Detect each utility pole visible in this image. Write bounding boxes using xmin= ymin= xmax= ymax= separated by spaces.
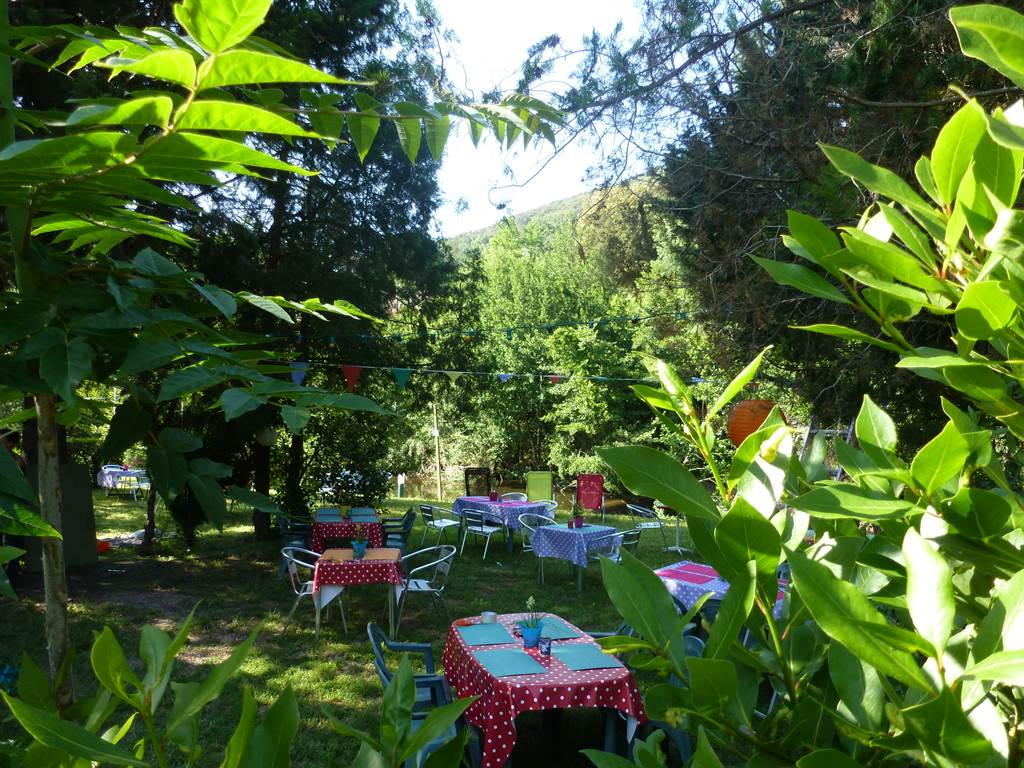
xmin=432 ymin=401 xmax=442 ymax=501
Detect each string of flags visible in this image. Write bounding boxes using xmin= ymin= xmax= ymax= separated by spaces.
xmin=288 ymin=309 xmax=688 ymax=348
xmin=289 ymin=360 xmax=705 ymax=392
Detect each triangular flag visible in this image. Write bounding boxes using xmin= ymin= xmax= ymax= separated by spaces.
xmin=289 ymin=361 xmax=310 ymax=386
xmin=497 ymin=373 xmax=513 ymax=382
xmin=547 ymin=374 xmax=561 ymax=383
xmin=392 ymin=368 xmax=413 ymax=389
xmin=444 ymin=371 xmax=463 ymax=383
xmin=341 ymin=365 xmax=362 ymax=392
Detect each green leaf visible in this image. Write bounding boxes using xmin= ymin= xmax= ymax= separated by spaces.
xmin=821 ymin=143 xmax=934 ymax=213
xmin=245 ymin=686 xmax=299 ymax=768
xmin=0 ymin=435 xmax=37 ymax=506
xmin=707 ymin=346 xmax=771 ymax=421
xmin=107 ymin=49 xmax=197 ymax=88
xmin=951 ymin=5 xmax=1024 ymax=88
xmin=91 ymin=627 xmax=142 ymax=707
xmin=931 ymin=101 xmax=988 ymax=206
xmin=117 ymin=339 xmax=181 ymax=376
xmin=133 ymin=247 xmax=182 ymax=277
xmin=0 ymin=300 xmax=56 ymax=347
xmin=786 ymin=210 xmax=841 ymax=265
xmin=901 ymin=688 xmax=997 ymax=764
xmin=796 ymin=749 xmax=861 ymax=768
xmin=159 ymin=428 xmax=202 ymax=454
xmin=192 ymin=282 xmax=237 ymax=318
xmin=226 ymin=486 xmax=280 ymax=514
xmin=0 ymin=497 xmax=59 ymax=539
xmin=134 ymin=132 xmax=314 ymax=180
xmin=915 ymin=156 xmax=942 ymax=204
xmin=393 ymin=117 xmax=421 ymax=163
xmin=599 ymin=550 xmax=690 ymax=656
xmin=219 ymin=388 xmax=265 ymax=421
xmin=99 ymin=401 xmax=152 ymax=463
xmin=686 ymin=657 xmax=737 ymax=715
xmin=1 ymin=692 xmax=146 ymax=766
xmin=174 ymin=0 xmax=272 ymax=53
xmin=423 ymin=114 xmax=451 ymax=161
xmin=960 ymin=649 xmax=1024 ymax=686
xmin=147 ymin=446 xmax=188 ymax=500
xmin=955 ymin=280 xmax=1016 ymax=340
xmin=199 ymin=49 xmax=363 ymax=89
xmin=855 ymin=395 xmax=899 ymax=468
xmin=910 ymin=421 xmax=971 ymax=496
xmin=751 ymin=256 xmax=849 ymax=304
xmin=238 ymin=292 xmax=293 ymax=323
xmin=792 ymin=323 xmax=903 ymax=354
xmin=177 ymin=101 xmax=317 ymax=136
xmin=787 ymin=549 xmax=933 ymax=691
xmin=39 ymin=337 xmax=93 ymax=401
xmin=944 ymin=487 xmax=1010 ymax=539
xmin=346 ymin=112 xmax=380 ymax=163
xmin=714 ymin=498 xmax=781 ymax=589
xmin=903 ymin=527 xmax=954 ymax=655
xmin=67 ymin=96 xmax=174 ymax=128
xmin=401 ymin=696 xmax=475 ymax=761
xmin=422 ymin=724 xmax=470 ymax=768
xmin=789 ymin=483 xmax=917 ymax=520
xmin=220 ymin=687 xmax=257 ymax=768
xmin=187 ymin=474 xmax=226 ymax=526
xmin=280 ymin=405 xmax=310 ymax=435
xmin=828 ymin=643 xmax=883 ymax=732
xmin=705 ymin=559 xmax=756 ymax=659
xmin=596 ymin=445 xmax=718 ymax=520
xmin=166 ymin=629 xmax=258 ymax=734
xmin=157 ymin=366 xmax=225 ymax=402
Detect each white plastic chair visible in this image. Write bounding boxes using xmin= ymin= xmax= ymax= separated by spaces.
xmin=626 ymin=504 xmax=670 ymax=550
xmin=394 ymin=545 xmax=456 ymax=635
xmin=419 ymin=504 xmax=460 ymax=546
xmin=499 ymin=492 xmax=527 ymax=502
xmin=459 ymin=509 xmax=502 ymax=560
xmin=281 ymin=546 xmax=346 ymax=640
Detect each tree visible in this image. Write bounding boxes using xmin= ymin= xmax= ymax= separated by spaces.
xmin=0 ymin=0 xmax=560 ymax=703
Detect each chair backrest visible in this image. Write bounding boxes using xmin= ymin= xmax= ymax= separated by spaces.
xmin=590 ymin=531 xmax=624 ymax=560
xmin=101 ymin=464 xmax=123 ymax=471
xmin=419 ymin=505 xmax=436 ymax=525
xmin=280 ymin=546 xmax=319 ymax=596
xmin=500 ymin=492 xmax=527 ymax=502
xmin=518 ymin=513 xmax=551 ymax=547
xmin=621 ymin=528 xmax=643 ymax=552
xmin=366 ymin=621 xmax=393 ymax=685
xmin=576 ymin=473 xmax=604 ymax=511
xmin=463 ymin=509 xmax=487 ymax=528
xmin=136 ymin=474 xmax=151 ymax=488
xmin=525 ymin=471 xmax=553 ymax=501
xmin=400 ymin=507 xmax=416 ymax=533
xmin=464 ymin=467 xmax=490 ymax=497
xmin=405 ymin=545 xmax=456 ymax=588
xmin=626 ymin=503 xmax=656 ymax=521
xmin=541 ymin=500 xmax=558 ymax=518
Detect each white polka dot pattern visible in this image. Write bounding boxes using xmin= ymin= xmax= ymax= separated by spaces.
xmin=532 ymin=524 xmax=618 ymax=568
xmin=311 ymin=521 xmax=384 ymax=552
xmin=452 ymin=496 xmax=554 ymax=531
xmin=656 ymin=560 xmax=787 ymax=612
xmin=312 ymin=558 xmax=402 ymax=593
xmin=441 ymin=613 xmax=646 ymax=767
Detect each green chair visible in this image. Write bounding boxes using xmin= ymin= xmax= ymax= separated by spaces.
xmin=525 ymin=471 xmax=553 ymax=501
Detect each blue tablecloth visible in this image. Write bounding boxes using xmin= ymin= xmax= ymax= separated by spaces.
xmin=532 ymin=524 xmax=618 ymax=568
xmin=452 ymin=496 xmax=552 ymax=531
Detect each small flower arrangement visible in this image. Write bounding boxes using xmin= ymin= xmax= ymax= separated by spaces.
xmin=520 ymin=595 xmax=542 ymax=629
xmin=353 ymin=523 xmax=367 ymax=544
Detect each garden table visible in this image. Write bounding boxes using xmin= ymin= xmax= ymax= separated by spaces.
xmin=442 ymin=612 xmax=645 ymax=768
xmin=95 ymin=467 xmax=145 ymax=490
xmin=531 ymin=523 xmax=619 ymax=591
xmin=452 ymin=496 xmax=553 ymax=553
xmin=310 ymin=519 xmax=384 ymax=553
xmin=655 ymin=560 xmax=788 ymax=614
xmin=313 ymin=547 xmax=403 ymax=637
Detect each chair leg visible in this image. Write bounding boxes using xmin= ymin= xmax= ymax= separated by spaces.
xmin=435 ymin=592 xmax=451 ymax=623
xmin=338 ymin=591 xmax=348 ymax=635
xmin=459 ymin=527 xmax=468 ymax=556
xmin=482 ymin=534 xmax=490 ymax=560
xmin=420 ymin=526 xmax=428 ymax=546
xmin=395 ymin=590 xmax=408 ymax=636
xmin=284 ymin=594 xmax=303 ymax=631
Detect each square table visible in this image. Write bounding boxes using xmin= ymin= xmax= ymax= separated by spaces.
xmin=531 ymin=523 xmax=619 ymax=590
xmin=452 ymin=496 xmax=554 ymax=553
xmin=655 ymin=559 xmax=788 ymax=615
xmin=442 ymin=613 xmax=645 ymax=768
xmin=313 ymin=547 xmax=403 ymax=636
xmin=311 ymin=518 xmax=384 ymax=553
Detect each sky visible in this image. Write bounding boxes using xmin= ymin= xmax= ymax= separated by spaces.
xmin=430 ymin=1 xmax=642 ymax=237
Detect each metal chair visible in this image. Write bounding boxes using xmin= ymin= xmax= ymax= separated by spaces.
xmin=393 ymin=545 xmax=456 ymax=634
xmin=419 ymin=504 xmax=460 ymax=546
xmin=281 ymin=546 xmax=346 ymax=640
xmin=621 ymin=527 xmax=643 ymax=556
xmin=626 ymin=503 xmax=670 ymax=550
xmin=518 ymin=512 xmax=554 ymax=583
xmin=587 ymin=530 xmax=625 ymax=566
xmin=383 ymin=507 xmax=416 ymax=553
xmin=499 ymin=492 xmax=527 ymax=502
xmin=459 ymin=509 xmax=502 ymax=560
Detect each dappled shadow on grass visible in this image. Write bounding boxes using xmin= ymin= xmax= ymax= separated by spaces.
xmin=4 ymin=497 xmax=695 ymax=766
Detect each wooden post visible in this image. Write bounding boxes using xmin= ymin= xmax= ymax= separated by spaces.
xmin=432 ymin=401 xmax=442 ymax=501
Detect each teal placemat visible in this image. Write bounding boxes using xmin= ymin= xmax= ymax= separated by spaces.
xmin=457 ymin=623 xmax=514 ymax=646
xmin=473 ymin=649 xmax=547 ymax=677
xmin=553 ymin=644 xmax=623 ymax=671
xmin=540 ymin=617 xmax=581 ymax=640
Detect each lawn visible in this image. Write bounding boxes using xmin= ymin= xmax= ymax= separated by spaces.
xmin=1 ymin=492 xmax=694 ymax=767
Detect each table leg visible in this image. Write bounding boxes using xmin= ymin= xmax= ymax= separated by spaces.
xmin=388 ymin=584 xmax=396 ymax=639
xmin=506 ymin=525 xmax=514 ymax=554
xmin=666 ymin=514 xmax=685 ymax=554
xmin=576 ymin=564 xmax=584 ymax=592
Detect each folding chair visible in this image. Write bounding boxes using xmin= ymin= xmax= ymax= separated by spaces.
xmin=459 ymin=509 xmax=502 ymax=560
xmin=576 ymin=473 xmax=605 ymax=521
xmin=525 ymin=470 xmax=553 ymax=502
xmin=626 ymin=503 xmax=670 ymax=550
xmin=419 ymin=504 xmax=460 ymax=545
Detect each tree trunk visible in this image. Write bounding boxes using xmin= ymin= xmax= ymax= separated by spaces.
xmin=140 ymin=488 xmax=157 ymax=556
xmin=35 ymin=393 xmax=72 ymax=707
xmin=283 ymin=433 xmax=305 ymax=516
xmin=252 ymin=443 xmax=273 ymax=539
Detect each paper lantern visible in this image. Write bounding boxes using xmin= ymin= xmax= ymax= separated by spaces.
xmin=727 ymin=399 xmax=778 ymax=447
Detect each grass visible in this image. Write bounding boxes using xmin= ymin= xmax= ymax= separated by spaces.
xmin=1 ymin=492 xmax=694 ymax=767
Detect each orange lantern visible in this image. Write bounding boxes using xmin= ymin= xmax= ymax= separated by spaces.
xmin=727 ymin=399 xmax=779 ymax=447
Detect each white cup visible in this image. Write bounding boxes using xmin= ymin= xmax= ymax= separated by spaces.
xmin=480 ymin=611 xmax=497 ymax=624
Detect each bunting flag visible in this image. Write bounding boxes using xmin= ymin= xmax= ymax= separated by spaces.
xmin=392 ymin=368 xmax=413 ymax=389
xmin=444 ymin=371 xmax=463 ymax=383
xmin=289 ymin=361 xmax=310 ymax=386
xmin=546 ymin=375 xmax=561 ymax=384
xmin=340 ymin=364 xmax=362 ymax=392
xmin=497 ymin=373 xmax=513 ymax=382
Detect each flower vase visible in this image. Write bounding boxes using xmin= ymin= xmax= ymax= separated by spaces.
xmin=352 ymin=541 xmax=368 ymax=559
xmin=573 ymin=516 xmax=584 ymax=528
xmin=520 ymin=624 xmax=542 ymax=648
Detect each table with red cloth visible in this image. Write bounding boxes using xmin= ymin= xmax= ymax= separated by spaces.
xmin=311 ymin=519 xmax=384 ymax=553
xmin=655 ymin=560 xmax=787 ymax=614
xmin=442 ymin=612 xmax=646 ymax=767
xmin=313 ymin=547 xmax=403 ymax=636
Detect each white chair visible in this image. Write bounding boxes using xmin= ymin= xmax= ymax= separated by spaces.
xmin=626 ymin=504 xmax=670 ymax=550
xmin=499 ymin=492 xmax=527 ymax=502
xmin=519 ymin=512 xmax=555 ymax=583
xmin=586 ymin=531 xmax=625 ymax=566
xmin=419 ymin=504 xmax=460 ymax=546
xmin=394 ymin=545 xmax=456 ymax=635
xmin=459 ymin=509 xmax=502 ymax=560
xmin=281 ymin=546 xmax=346 ymax=640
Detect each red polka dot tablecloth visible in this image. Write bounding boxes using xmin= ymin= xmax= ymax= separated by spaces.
xmin=442 ymin=612 xmax=646 ymax=767
xmin=311 ymin=520 xmax=384 ymax=553
xmin=312 ymin=548 xmax=403 ymax=593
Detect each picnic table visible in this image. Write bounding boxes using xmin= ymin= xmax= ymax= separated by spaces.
xmin=313 ymin=547 xmax=403 ymax=636
xmin=532 ymin=523 xmax=619 ymax=590
xmin=442 ymin=612 xmax=645 ymax=768
xmin=452 ymin=496 xmax=553 ymax=553
xmin=310 ymin=518 xmax=384 ymax=553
